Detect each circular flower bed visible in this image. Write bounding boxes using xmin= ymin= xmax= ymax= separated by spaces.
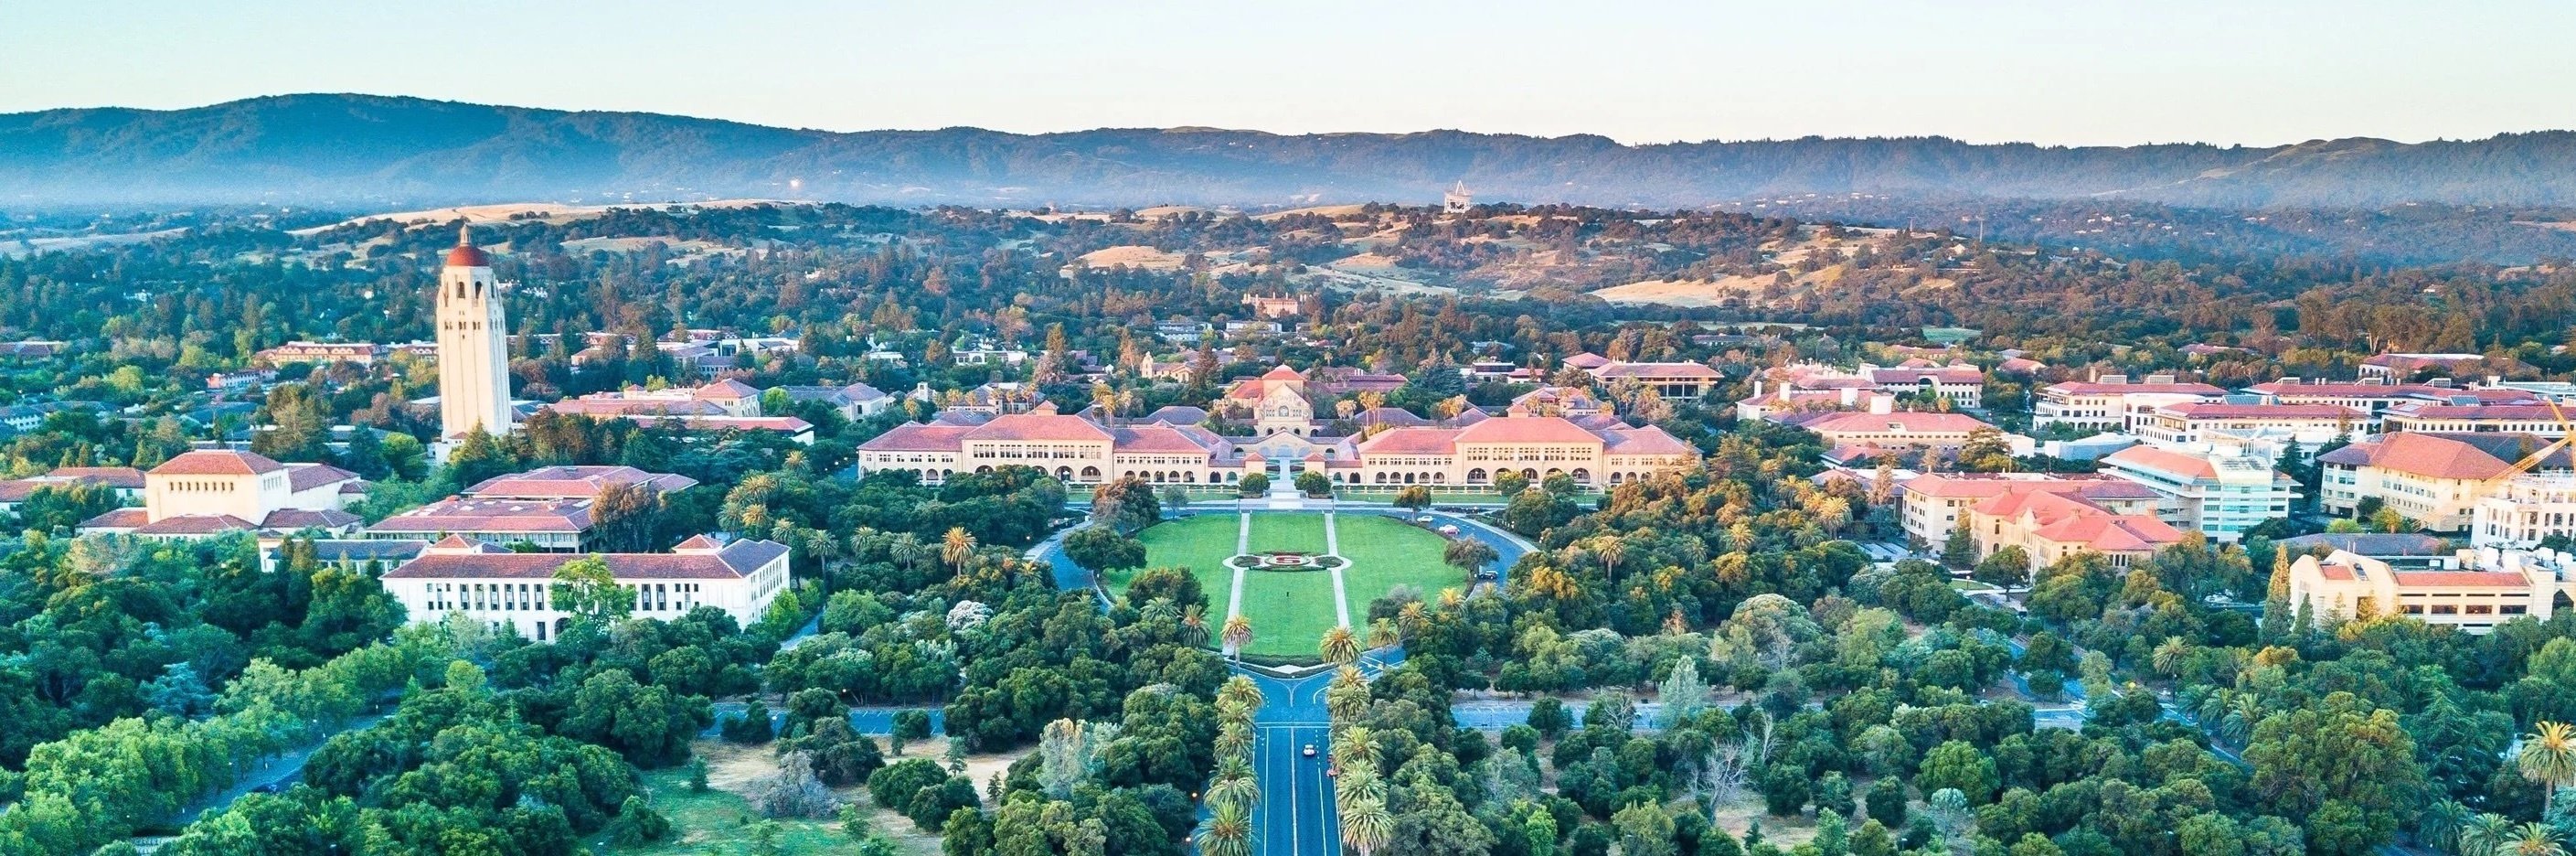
xmin=1228 ymin=552 xmax=1343 ymax=572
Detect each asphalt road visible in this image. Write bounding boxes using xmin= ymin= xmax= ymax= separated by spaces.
xmin=1244 ymin=666 xmax=1339 ymax=856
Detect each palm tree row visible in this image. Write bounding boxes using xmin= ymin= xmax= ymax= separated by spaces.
xmin=1197 ymin=675 xmax=1267 ymax=856
xmin=1321 ymin=662 xmax=1389 ymax=856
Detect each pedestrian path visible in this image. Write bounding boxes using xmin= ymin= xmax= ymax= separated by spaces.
xmin=1323 ymin=510 xmax=1350 ymax=628
xmin=1226 ymin=512 xmax=1251 ymax=626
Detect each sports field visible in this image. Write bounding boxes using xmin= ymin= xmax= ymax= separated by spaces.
xmin=1119 ymin=512 xmax=1460 ymax=658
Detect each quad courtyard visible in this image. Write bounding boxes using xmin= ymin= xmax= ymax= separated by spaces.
xmin=1111 ymin=511 xmax=1462 ymax=658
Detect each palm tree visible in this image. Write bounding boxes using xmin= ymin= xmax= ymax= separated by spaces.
xmin=1180 ymin=605 xmax=1210 ymax=647
xmin=2507 ymin=824 xmax=2567 ymax=856
xmin=1334 ymin=726 xmax=1382 ymax=774
xmin=1321 ymin=626 xmax=1360 ymax=665
xmin=1219 ymin=676 xmax=1265 ymax=711
xmin=1339 ymin=796 xmax=1393 ymax=856
xmin=2151 ymin=637 xmax=2188 ymax=677
xmin=1197 ymin=800 xmax=1254 ymax=856
xmin=2466 ymin=813 xmax=2519 ymax=856
xmin=942 ymin=527 xmax=978 ymax=570
xmin=1206 ymin=755 xmax=1260 ymax=807
xmin=1325 ymin=668 xmax=1370 ymax=722
xmin=1221 ymin=615 xmax=1252 ymax=658
xmin=2220 ymin=696 xmax=2261 ymax=746
xmin=1365 ymin=618 xmax=1399 ymax=650
xmin=889 ymin=532 xmax=927 ymax=571
xmin=1438 ymin=587 xmax=1464 ymax=610
xmin=1397 ymin=601 xmax=1429 ymax=638
xmin=1593 ymin=537 xmax=1626 ymax=590
xmin=2523 ymin=722 xmax=2576 ymax=815
xmin=2421 ymin=799 xmax=2473 ymax=854
xmin=1214 ymin=719 xmax=1254 ymax=763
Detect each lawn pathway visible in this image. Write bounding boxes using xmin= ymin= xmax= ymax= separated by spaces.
xmin=1324 ymin=510 xmax=1351 ymax=628
xmin=1227 ymin=512 xmax=1251 ymax=626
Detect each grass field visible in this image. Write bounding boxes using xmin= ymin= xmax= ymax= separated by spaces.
xmin=1245 ymin=513 xmax=1328 ymax=554
xmin=1123 ymin=514 xmax=1239 ymax=595
xmin=1333 ymin=514 xmax=1463 ymax=606
xmin=1118 ymin=512 xmax=1462 ymax=659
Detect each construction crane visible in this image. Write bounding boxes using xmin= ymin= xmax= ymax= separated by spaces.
xmin=2486 ymin=397 xmax=2576 ymax=484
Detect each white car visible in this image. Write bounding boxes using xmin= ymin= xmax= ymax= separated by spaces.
xmin=1302 ymin=744 xmax=1317 ymax=758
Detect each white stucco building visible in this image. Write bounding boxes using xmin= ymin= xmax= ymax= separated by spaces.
xmin=380 ymin=534 xmax=792 ymax=642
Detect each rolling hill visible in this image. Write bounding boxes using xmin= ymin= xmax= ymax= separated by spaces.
xmin=5 ymin=93 xmax=2576 ymax=210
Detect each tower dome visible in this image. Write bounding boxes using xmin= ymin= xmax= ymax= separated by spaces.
xmin=443 ymin=224 xmax=490 ymax=267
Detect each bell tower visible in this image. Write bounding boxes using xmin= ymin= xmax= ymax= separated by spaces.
xmin=436 ymin=225 xmax=514 ymax=440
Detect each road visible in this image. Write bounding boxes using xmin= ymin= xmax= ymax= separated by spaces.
xmin=1232 ymin=649 xmax=1403 ymax=856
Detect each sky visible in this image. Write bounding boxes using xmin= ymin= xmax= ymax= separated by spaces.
xmin=5 ymin=1 xmax=2573 ymax=147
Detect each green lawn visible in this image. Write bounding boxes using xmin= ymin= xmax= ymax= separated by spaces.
xmin=1124 ymin=514 xmax=1240 ymax=597
xmin=1115 ymin=512 xmax=1463 ymax=660
xmin=1235 ymin=571 xmax=1343 ymax=658
xmin=1245 ymin=513 xmax=1328 ymax=554
xmin=1334 ymin=514 xmax=1464 ymax=607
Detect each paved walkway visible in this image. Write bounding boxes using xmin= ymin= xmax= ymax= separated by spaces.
xmin=1226 ymin=512 xmax=1251 ymax=627
xmin=1322 ymin=510 xmax=1351 ymax=628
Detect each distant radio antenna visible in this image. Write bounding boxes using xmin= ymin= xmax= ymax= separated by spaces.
xmin=1442 ymin=181 xmax=1473 ymax=215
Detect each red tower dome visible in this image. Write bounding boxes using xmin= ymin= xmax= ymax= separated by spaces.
xmin=443 ymin=224 xmax=490 ymax=267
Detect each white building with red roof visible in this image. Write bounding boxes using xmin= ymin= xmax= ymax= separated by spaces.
xmin=1896 ymin=473 xmax=2160 ymax=548
xmin=1580 ymin=358 xmax=1722 ymax=401
xmin=463 ymin=465 xmax=699 ymax=499
xmin=2132 ymin=402 xmax=2367 ymax=449
xmin=381 ymin=533 xmax=791 ymax=641
xmin=2099 ymin=444 xmax=2297 ymax=542
xmin=2381 ymin=402 xmax=2572 ymax=437
xmin=2033 ymin=375 xmax=2227 ymax=432
xmin=857 ymin=404 xmax=1698 ymax=492
xmin=1779 ymin=411 xmax=1999 ymax=451
xmin=2244 ymin=378 xmax=2539 ymax=419
xmin=2289 ymin=547 xmax=2576 ymax=633
xmin=2317 ymin=432 xmax=2572 ymax=530
xmin=1966 ymin=488 xmax=2187 ymax=571
xmin=76 ymin=450 xmax=364 ymax=540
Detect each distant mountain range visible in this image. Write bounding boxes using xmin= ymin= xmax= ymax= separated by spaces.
xmin=6 ymin=93 xmax=2576 ymax=211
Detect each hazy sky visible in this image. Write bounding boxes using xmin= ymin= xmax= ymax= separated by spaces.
xmin=5 ymin=1 xmax=2571 ymax=146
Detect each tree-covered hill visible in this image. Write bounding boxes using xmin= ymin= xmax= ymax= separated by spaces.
xmin=8 ymin=93 xmax=2576 ymax=209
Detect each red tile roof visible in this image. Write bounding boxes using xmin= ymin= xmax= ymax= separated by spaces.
xmin=286 ymin=463 xmax=361 ymax=493
xmin=1355 ymin=427 xmax=1461 ymax=455
xmin=961 ymin=412 xmax=1114 ymax=443
xmin=133 ymin=514 xmax=262 ymax=536
xmin=1111 ymin=425 xmax=1220 ymax=455
xmin=2031 ymin=514 xmax=2186 ymax=551
xmin=859 ymin=423 xmax=976 ymax=452
xmin=465 ymin=465 xmax=697 ymax=498
xmin=261 ymin=508 xmax=362 ymax=530
xmin=154 ymin=449 xmax=287 ymax=476
xmin=45 ymin=466 xmax=144 ymax=488
xmin=1454 ymin=415 xmax=1605 ymax=445
xmin=1900 ymin=473 xmax=2157 ymax=501
xmin=78 ymin=508 xmax=150 ymax=529
xmin=1602 ymin=426 xmax=1694 ymax=455
xmin=2389 ymin=571 xmax=2533 ymax=588
xmin=697 ymin=379 xmax=761 ymax=400
xmin=2316 ymin=432 xmax=2521 ymax=480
